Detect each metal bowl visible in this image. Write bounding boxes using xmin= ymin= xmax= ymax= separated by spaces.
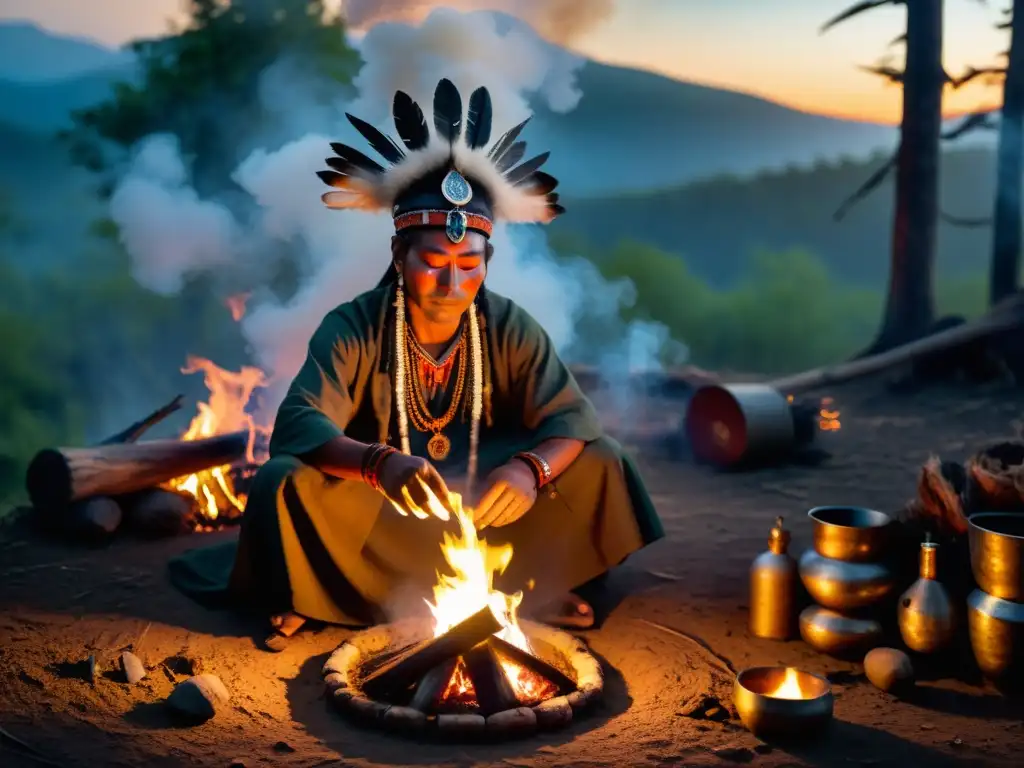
xmin=968 ymin=513 xmax=1024 ymax=601
xmin=808 ymin=506 xmax=893 ymax=562
xmin=799 ymin=605 xmax=882 ymax=657
xmin=733 ymin=666 xmax=833 ymax=740
xmin=967 ymin=588 xmax=1024 ymax=687
xmin=799 ymin=550 xmax=895 ymax=611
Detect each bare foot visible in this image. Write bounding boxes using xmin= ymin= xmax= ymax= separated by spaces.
xmin=263 ymin=611 xmax=306 ymax=652
xmin=536 ymin=593 xmax=595 ymax=629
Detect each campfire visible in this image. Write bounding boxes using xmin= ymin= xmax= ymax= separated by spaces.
xmin=322 ymin=486 xmax=603 ymax=739
xmin=170 ymin=356 xmax=270 ymax=529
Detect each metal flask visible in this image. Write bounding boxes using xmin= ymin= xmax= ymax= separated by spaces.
xmin=897 ymin=535 xmax=955 ymax=654
xmin=750 ymin=516 xmax=799 ymax=640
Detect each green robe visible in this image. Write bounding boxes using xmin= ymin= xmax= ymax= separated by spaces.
xmin=169 ymin=284 xmax=663 ymax=625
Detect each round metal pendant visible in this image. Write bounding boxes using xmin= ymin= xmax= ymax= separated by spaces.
xmin=441 ymin=169 xmax=473 ymax=206
xmin=445 ymin=209 xmax=467 ymax=243
xmin=427 ymin=433 xmax=451 ymax=461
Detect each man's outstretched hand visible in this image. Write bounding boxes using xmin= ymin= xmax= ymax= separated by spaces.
xmin=377 ymin=453 xmax=454 ymax=520
xmin=473 ymin=461 xmax=538 ymax=529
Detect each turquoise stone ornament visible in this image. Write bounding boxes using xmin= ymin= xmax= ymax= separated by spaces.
xmin=446 ymin=209 xmax=467 ymax=243
xmin=441 ymin=169 xmax=473 ymax=206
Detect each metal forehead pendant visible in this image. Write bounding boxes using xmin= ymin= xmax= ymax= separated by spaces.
xmin=441 ymin=169 xmax=472 ymax=244
xmin=441 ymin=169 xmax=473 ymax=206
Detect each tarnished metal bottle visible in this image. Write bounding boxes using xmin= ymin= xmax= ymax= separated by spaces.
xmin=750 ymin=516 xmax=798 ymax=639
xmin=898 ymin=535 xmax=955 ymax=654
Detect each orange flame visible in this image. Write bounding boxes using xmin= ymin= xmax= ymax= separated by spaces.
xmin=766 ymin=668 xmax=811 ymax=700
xmin=224 ymin=293 xmax=251 ymax=322
xmin=818 ymin=397 xmax=841 ymax=432
xmin=397 ymin=483 xmax=555 ymax=705
xmin=171 ymin=356 xmax=270 ymax=525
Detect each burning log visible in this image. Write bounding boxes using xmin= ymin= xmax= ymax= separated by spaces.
xmin=464 ymin=641 xmax=519 ymax=715
xmin=488 ymin=635 xmax=577 ymax=696
xmin=360 ymin=606 xmax=502 ymax=700
xmin=26 ymin=431 xmax=250 ymax=515
xmin=408 ymin=657 xmax=460 ymax=712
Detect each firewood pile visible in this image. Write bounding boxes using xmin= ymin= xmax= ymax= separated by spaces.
xmin=899 ymin=428 xmax=1024 ymax=596
xmin=22 ymin=395 xmax=259 ymax=545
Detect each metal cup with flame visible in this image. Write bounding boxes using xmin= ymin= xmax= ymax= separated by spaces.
xmin=733 ymin=666 xmax=833 ymax=740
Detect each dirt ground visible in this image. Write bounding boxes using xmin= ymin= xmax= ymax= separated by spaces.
xmin=2 ymin=377 xmax=1024 ymax=768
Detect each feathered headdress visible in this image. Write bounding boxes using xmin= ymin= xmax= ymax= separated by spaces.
xmin=316 ymin=78 xmax=564 ymax=243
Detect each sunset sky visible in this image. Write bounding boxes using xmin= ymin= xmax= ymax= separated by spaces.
xmin=0 ymin=0 xmax=1009 ymax=124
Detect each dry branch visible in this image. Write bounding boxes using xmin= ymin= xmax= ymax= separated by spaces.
xmin=99 ymin=394 xmax=185 ymax=445
xmin=833 ymin=153 xmax=897 ymax=221
xmin=820 ymin=0 xmax=900 ymax=34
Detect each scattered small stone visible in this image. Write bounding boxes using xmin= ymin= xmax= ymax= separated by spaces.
xmin=166 ymin=674 xmax=230 ymax=723
xmin=920 ymin=723 xmax=935 ymax=731
xmin=704 ymin=706 xmax=723 ymax=719
xmin=863 ymin=648 xmax=914 ymax=694
xmin=120 ymin=652 xmax=146 ymax=684
xmin=712 ymin=745 xmax=756 ymax=763
xmin=486 ymin=707 xmax=537 ymax=738
xmin=273 ymin=741 xmax=295 ymax=753
xmin=950 ymin=737 xmax=963 ymax=748
xmin=533 ymin=696 xmax=573 ymax=728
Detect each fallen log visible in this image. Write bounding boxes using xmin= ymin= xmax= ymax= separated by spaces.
xmin=120 ymin=488 xmax=197 ymax=537
xmin=768 ymin=294 xmax=1024 ymax=395
xmin=361 ymin=606 xmax=502 ymax=700
xmin=26 ymin=431 xmax=249 ymax=514
xmin=99 ymin=394 xmax=185 ymax=445
xmin=464 ymin=640 xmax=519 ymax=714
xmin=488 ymin=635 xmax=577 ymax=695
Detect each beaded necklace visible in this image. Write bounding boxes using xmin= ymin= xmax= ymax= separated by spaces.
xmin=394 ymin=277 xmax=483 ymax=496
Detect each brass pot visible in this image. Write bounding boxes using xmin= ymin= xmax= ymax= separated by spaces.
xmin=967 ymin=588 xmax=1024 ymax=687
xmin=733 ymin=666 xmax=833 ymax=740
xmin=798 ymin=550 xmax=895 ymax=611
xmin=968 ymin=512 xmax=1024 ymax=602
xmin=799 ymin=605 xmax=882 ymax=656
xmin=808 ymin=506 xmax=893 ymax=562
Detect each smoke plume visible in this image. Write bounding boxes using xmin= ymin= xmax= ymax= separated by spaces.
xmin=340 ymin=0 xmax=615 ymax=47
xmin=108 ymin=6 xmax=680 ymax=417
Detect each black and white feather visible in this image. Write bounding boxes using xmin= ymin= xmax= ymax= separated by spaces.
xmin=318 ymin=78 xmax=563 ymax=223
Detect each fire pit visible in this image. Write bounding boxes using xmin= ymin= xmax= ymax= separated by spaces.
xmin=321 ymin=487 xmax=604 ymax=740
xmin=322 ymin=615 xmax=601 ymax=739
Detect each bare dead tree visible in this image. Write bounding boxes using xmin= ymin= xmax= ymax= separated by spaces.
xmin=953 ymin=3 xmax=1024 ymax=305
xmin=823 ymin=0 xmax=947 ymax=354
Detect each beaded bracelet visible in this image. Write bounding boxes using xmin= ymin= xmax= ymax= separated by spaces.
xmin=362 ymin=443 xmax=397 ymax=493
xmin=513 ymin=450 xmax=551 ymax=489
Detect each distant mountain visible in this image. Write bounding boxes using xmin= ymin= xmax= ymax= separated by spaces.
xmin=0 ymin=63 xmax=138 ymax=132
xmin=0 ymin=21 xmax=131 ymax=82
xmin=530 ymin=61 xmax=899 ymax=193
xmin=0 ymin=19 xmax=905 ymax=193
